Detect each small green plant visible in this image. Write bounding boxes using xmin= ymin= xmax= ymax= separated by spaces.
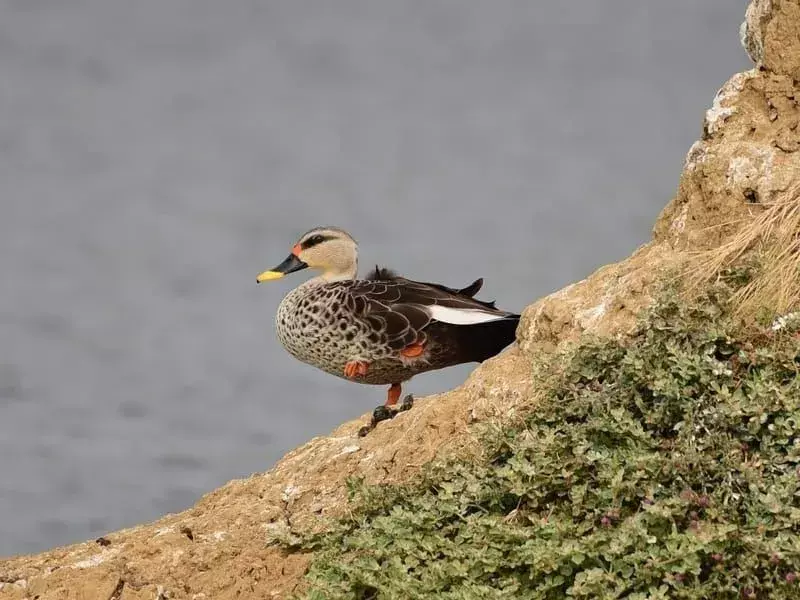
xmin=296 ymin=281 xmax=800 ymax=599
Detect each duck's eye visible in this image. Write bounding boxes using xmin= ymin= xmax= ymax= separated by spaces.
xmin=303 ymin=234 xmax=326 ymax=249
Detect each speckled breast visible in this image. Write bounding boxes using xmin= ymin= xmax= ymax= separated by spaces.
xmin=274 ymin=280 xmax=413 ymax=384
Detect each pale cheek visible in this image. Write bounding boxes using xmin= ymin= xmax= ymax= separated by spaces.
xmin=299 ymin=251 xmax=319 ymax=269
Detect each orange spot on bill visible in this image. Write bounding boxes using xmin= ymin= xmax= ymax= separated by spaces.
xmin=291 ymin=243 xmax=302 ymax=256
xmin=400 ymin=343 xmax=424 ymax=358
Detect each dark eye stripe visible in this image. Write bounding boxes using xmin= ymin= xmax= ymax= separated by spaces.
xmin=301 ymin=234 xmax=331 ymax=249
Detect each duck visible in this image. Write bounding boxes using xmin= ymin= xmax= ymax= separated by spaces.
xmin=256 ymin=226 xmax=520 ymax=426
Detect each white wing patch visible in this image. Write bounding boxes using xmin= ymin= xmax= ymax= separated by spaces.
xmin=427 ymin=305 xmax=507 ymax=325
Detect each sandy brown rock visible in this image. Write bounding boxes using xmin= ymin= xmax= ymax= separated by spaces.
xmin=3 ymin=1 xmax=800 ymax=598
xmin=0 ymin=357 xmax=529 ymax=600
xmin=742 ymin=0 xmax=800 ymax=80
xmin=654 ymin=69 xmax=800 ymax=251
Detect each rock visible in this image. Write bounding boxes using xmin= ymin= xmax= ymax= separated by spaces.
xmin=654 ymin=69 xmax=800 ymax=252
xmin=742 ymin=0 xmax=800 ymax=79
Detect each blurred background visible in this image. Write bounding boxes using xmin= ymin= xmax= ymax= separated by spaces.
xmin=0 ymin=0 xmax=748 ymax=556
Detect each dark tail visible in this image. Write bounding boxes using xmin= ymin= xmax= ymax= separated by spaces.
xmin=459 ymin=315 xmax=521 ymax=363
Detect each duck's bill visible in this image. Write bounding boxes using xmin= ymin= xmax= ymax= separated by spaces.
xmin=257 ymin=254 xmax=308 ymax=282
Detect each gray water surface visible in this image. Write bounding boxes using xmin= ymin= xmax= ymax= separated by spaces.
xmin=0 ymin=0 xmax=748 ymax=556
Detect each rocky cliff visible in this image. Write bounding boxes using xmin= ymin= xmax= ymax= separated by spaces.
xmin=2 ymin=1 xmax=799 ymax=598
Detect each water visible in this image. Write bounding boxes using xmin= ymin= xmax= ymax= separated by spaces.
xmin=0 ymin=0 xmax=748 ymax=557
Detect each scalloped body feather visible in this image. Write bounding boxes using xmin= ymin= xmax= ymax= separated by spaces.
xmin=275 ymin=270 xmax=520 ymax=385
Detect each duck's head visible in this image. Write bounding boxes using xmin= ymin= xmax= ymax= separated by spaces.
xmin=257 ymin=227 xmax=358 ymax=283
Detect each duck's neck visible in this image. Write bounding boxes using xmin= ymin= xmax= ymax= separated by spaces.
xmin=305 ymin=264 xmax=358 ymax=285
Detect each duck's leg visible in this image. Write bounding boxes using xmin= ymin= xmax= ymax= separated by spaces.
xmin=386 ymin=382 xmax=402 ymax=406
xmin=370 ymin=383 xmax=402 ymax=425
xmin=358 ymin=385 xmax=414 ymax=437
xmin=388 ymin=383 xmax=414 ymax=412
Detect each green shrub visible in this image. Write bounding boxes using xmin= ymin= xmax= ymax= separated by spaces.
xmin=297 ymin=284 xmax=800 ymax=599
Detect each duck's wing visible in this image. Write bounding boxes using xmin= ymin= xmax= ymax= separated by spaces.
xmin=346 ymin=277 xmax=516 ymax=351
xmin=365 ymin=265 xmax=488 ymax=303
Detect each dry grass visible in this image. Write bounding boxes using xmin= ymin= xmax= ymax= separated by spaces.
xmin=686 ymin=184 xmax=800 ymax=320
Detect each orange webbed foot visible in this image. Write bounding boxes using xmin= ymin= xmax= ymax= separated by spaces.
xmin=344 ymin=360 xmax=370 ymax=379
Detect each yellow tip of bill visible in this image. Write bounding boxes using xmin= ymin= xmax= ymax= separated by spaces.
xmin=256 ymin=270 xmax=284 ymax=283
